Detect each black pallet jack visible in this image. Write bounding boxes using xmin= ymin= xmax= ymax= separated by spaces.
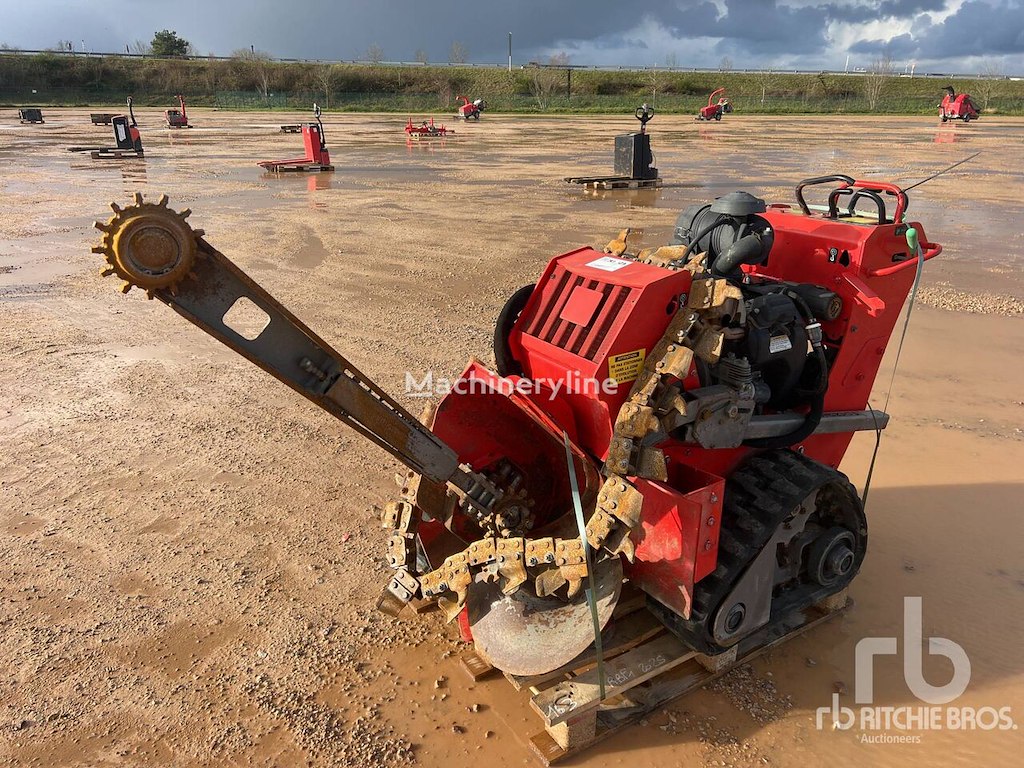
xmin=565 ymin=105 xmax=661 ymax=190
xmin=18 ymin=108 xmax=45 ymax=124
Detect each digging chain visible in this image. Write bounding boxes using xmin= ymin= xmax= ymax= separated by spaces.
xmin=379 ymin=238 xmax=740 ymax=621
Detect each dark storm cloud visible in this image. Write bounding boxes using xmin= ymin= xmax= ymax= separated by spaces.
xmin=850 ymin=32 xmax=920 ymax=56
xmin=3 ymin=0 xmax=1023 ymax=71
xmin=828 ymin=0 xmax=948 ymax=23
xmin=703 ymin=1 xmax=832 ymax=55
xmin=920 ymin=0 xmax=1024 ymax=55
xmin=849 ymin=1 xmax=1024 ymax=61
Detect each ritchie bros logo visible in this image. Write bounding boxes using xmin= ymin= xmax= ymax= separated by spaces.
xmin=816 ymin=597 xmax=1016 ymax=743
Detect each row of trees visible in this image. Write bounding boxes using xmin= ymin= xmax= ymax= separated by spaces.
xmin=370 ymin=41 xmax=469 ymax=65
xmin=16 ymin=31 xmax=1011 ymax=112
xmin=106 ymin=30 xmax=474 ymax=66
xmin=2 ymin=43 xmax=1014 ymax=113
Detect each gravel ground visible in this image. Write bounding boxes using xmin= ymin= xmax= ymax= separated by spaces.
xmin=2 ymin=110 xmax=1023 ymax=768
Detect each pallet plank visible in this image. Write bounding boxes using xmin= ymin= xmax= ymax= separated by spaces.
xmin=531 ymin=632 xmax=694 ymax=726
xmin=459 ymin=650 xmax=497 ymax=682
xmin=526 ymin=598 xmax=850 ymax=765
xmin=566 ymin=176 xmax=662 ymax=190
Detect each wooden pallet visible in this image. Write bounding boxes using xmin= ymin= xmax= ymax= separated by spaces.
xmin=459 ymin=588 xmax=849 ymax=766
xmin=280 ymin=124 xmax=302 ymax=133
xmin=90 ymin=149 xmax=144 ymax=160
xmin=90 ymin=113 xmax=115 ymax=125
xmin=260 ymin=163 xmax=334 ymax=173
xmin=564 ymin=176 xmax=663 ymax=191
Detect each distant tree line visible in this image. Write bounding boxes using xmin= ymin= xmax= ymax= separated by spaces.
xmin=0 ymin=47 xmax=1019 ymax=115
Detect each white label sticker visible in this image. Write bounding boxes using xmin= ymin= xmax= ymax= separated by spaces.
xmin=769 ymin=334 xmax=793 ymax=354
xmin=585 ymin=256 xmax=632 ymax=272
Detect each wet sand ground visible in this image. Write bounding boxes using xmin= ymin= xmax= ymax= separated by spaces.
xmin=1 ymin=110 xmax=1022 ymax=767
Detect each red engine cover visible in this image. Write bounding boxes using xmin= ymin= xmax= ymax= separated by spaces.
xmin=509 ymin=248 xmax=694 ymax=459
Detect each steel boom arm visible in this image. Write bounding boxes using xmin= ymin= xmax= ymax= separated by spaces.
xmin=93 ymin=195 xmax=499 ymax=510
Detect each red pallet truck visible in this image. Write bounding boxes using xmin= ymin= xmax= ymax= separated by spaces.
xmin=165 ymin=95 xmax=191 ymax=128
xmin=259 ymin=104 xmax=333 ymax=172
xmin=68 ymin=97 xmax=144 ymax=159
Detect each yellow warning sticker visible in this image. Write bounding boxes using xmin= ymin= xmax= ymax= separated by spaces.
xmin=608 ymin=349 xmax=646 ymax=383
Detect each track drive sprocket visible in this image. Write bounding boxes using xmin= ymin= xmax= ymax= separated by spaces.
xmin=93 ymin=193 xmax=203 ymax=297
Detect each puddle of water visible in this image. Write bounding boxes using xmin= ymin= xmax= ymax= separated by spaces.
xmin=295 ymin=233 xmax=330 ymax=269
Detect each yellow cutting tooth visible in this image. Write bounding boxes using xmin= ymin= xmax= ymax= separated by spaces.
xmin=437 ymin=596 xmax=465 ymax=623
xmin=192 ymin=228 xmax=205 ymax=238
xmin=133 ymin=192 xmax=144 ymax=205
xmin=91 ymin=245 xmax=106 ymax=254
xmin=534 ymin=569 xmax=566 ymax=598
xmin=614 ymin=535 xmax=636 ymax=564
xmin=499 ymin=568 xmax=526 ymax=596
xmin=120 ymin=283 xmax=132 ymax=294
xmin=94 ymin=221 xmax=110 ymax=232
xmin=100 ymin=267 xmax=115 ymax=277
xmin=158 ymin=194 xmax=169 ymax=207
xmin=565 ymin=578 xmax=584 ymax=600
xmin=145 ymin=290 xmax=155 ymax=300
xmin=109 ymin=202 xmax=121 ymax=214
xmin=180 ymin=208 xmax=192 ymax=219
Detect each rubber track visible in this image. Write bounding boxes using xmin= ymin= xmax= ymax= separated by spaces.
xmin=651 ymin=448 xmax=865 ymax=654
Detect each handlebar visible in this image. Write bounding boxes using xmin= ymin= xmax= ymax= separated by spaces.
xmin=828 ymin=188 xmax=887 ymax=224
xmin=313 ymin=103 xmax=326 ymax=148
xmin=795 ymin=175 xmax=909 ymax=224
xmin=867 ymin=242 xmax=942 ymax=277
xmin=635 ymin=104 xmax=654 ymax=133
xmin=795 ymin=175 xmax=855 ymax=215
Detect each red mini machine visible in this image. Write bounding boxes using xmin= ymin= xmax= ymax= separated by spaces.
xmin=258 ymin=104 xmax=333 ymax=172
xmin=96 ymin=173 xmax=939 ymax=678
xmin=68 ymin=97 xmax=143 ymax=159
xmin=455 ymin=95 xmax=486 ymax=120
xmin=697 ymin=87 xmax=733 ymax=121
xmin=939 ymin=86 xmax=979 ymax=122
xmin=165 ymin=95 xmax=191 ymax=128
xmin=405 ymin=117 xmax=451 ymax=138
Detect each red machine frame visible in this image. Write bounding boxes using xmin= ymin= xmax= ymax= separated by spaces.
xmin=456 ymin=96 xmax=484 ymax=120
xmin=485 ymin=177 xmax=940 ymax=618
xmin=939 ymin=88 xmax=979 ymax=122
xmin=405 ymin=117 xmax=451 ymax=138
xmin=697 ymin=88 xmax=732 ymax=121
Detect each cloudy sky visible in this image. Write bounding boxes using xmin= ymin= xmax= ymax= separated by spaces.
xmin=2 ymin=0 xmax=1021 ymax=73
